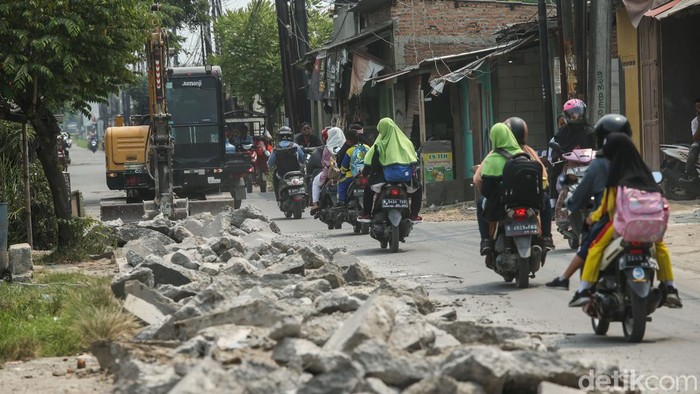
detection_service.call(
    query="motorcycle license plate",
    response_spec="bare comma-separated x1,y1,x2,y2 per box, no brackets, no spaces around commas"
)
504,221,539,236
287,187,305,194
382,198,408,208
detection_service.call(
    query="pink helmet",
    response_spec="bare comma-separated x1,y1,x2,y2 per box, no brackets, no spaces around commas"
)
562,99,586,125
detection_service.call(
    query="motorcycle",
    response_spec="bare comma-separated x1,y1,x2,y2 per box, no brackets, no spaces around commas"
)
487,206,544,288
346,175,370,234
659,143,700,200
277,170,308,219
584,237,663,343
89,137,98,153
253,138,271,192
315,179,343,230
550,142,595,249
239,143,258,194
369,183,413,253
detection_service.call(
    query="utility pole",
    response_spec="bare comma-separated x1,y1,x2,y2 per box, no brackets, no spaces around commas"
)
538,0,555,141
292,0,311,126
573,0,588,102
22,122,32,247
275,0,300,129
588,0,612,125
555,0,569,102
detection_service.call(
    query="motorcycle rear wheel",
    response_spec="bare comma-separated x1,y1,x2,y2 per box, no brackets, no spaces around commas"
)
353,223,361,233
622,288,647,343
293,205,302,219
568,237,579,250
591,317,610,335
246,174,253,193
361,223,370,234
390,225,400,253
515,257,529,288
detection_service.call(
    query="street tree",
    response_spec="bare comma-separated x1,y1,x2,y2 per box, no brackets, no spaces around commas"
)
0,0,150,250
214,0,332,127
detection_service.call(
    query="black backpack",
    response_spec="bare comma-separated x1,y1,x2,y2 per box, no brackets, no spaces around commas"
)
496,148,543,210
275,146,301,177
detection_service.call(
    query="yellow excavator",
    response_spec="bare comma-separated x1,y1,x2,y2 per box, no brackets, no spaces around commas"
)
100,1,235,221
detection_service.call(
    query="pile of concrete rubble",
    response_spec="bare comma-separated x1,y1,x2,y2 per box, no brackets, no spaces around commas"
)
103,206,615,394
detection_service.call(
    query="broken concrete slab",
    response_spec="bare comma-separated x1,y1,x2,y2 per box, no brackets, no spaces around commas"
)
8,243,32,275
168,250,201,271
314,289,362,314
116,224,175,247
141,256,211,287
344,262,376,284
269,316,303,341
111,266,155,299
124,280,179,316
297,356,364,394
351,340,431,388
297,244,333,269
260,253,306,276
305,263,346,289
403,375,486,394
323,295,396,353
271,337,321,368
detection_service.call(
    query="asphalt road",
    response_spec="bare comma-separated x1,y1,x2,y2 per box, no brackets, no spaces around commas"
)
73,145,700,390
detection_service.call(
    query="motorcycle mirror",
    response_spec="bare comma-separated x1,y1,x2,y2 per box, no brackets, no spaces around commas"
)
652,171,663,184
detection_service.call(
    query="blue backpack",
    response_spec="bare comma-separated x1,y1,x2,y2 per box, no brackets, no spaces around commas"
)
350,144,369,176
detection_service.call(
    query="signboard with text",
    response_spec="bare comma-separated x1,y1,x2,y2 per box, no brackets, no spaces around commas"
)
421,140,454,183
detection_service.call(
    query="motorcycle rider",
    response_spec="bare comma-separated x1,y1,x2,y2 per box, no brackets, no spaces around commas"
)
545,114,633,290
337,127,370,205
474,123,525,256
679,97,700,182
358,118,422,223
267,126,305,202
568,133,681,308
549,99,596,205
310,127,346,214
503,117,554,250
295,121,323,148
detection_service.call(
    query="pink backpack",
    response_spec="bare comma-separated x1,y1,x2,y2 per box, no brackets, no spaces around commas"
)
613,186,669,243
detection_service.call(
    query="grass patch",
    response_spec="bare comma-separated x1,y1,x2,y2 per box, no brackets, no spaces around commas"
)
0,271,138,364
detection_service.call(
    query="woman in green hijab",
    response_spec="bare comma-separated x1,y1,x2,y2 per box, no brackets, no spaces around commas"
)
473,123,523,254
358,118,422,222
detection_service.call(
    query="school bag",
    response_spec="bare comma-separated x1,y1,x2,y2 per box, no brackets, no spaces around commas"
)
350,144,369,176
613,186,669,242
496,148,543,210
275,146,301,177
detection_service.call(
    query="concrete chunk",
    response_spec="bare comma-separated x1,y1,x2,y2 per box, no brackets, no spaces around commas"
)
8,243,32,275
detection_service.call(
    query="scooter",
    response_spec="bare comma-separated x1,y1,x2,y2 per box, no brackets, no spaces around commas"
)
659,144,700,200
277,171,308,219
369,183,413,253
487,206,544,288
89,137,98,153
550,141,595,249
585,238,663,343
239,143,257,194
315,179,343,230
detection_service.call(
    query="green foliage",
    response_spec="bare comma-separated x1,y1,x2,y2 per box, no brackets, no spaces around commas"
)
124,74,150,116
0,1,151,113
46,218,117,264
0,157,58,250
213,0,332,112
0,272,137,363
307,0,333,49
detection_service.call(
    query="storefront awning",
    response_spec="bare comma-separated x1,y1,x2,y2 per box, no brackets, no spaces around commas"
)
427,36,535,92
646,0,700,19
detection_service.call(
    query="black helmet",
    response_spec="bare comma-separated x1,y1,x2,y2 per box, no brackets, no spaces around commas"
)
594,114,632,147
505,117,528,145
278,126,293,141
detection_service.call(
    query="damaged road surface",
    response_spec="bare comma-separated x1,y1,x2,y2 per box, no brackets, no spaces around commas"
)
100,205,617,393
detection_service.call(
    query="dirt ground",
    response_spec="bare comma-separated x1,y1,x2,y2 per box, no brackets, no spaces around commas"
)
0,355,112,394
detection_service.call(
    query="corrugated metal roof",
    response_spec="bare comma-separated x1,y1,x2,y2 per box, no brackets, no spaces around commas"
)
651,0,700,18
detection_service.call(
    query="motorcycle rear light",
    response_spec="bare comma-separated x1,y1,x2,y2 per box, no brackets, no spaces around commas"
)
107,172,118,178
212,168,223,174
513,208,528,220
628,241,646,255
358,177,367,186
125,176,138,186
389,188,400,197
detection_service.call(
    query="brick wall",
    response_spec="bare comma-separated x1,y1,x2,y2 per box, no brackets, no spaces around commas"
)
390,0,539,68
